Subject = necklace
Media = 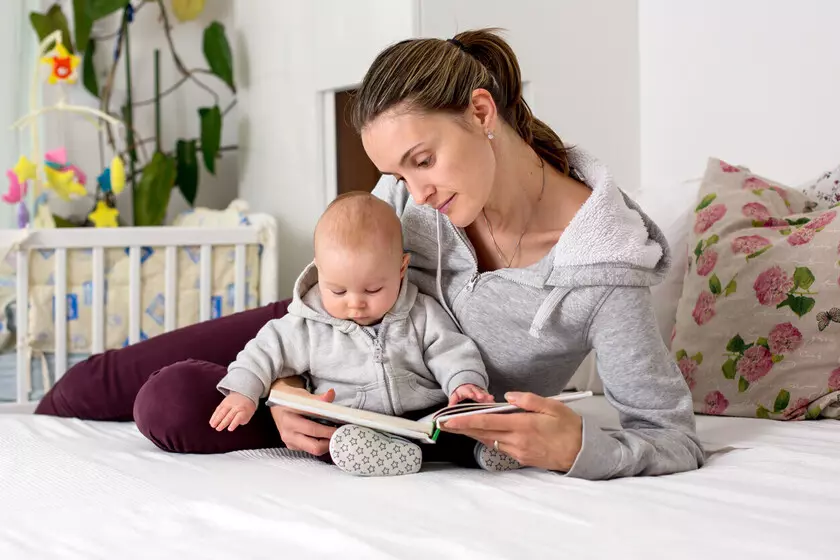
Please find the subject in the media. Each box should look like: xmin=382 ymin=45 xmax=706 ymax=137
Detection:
xmin=482 ymin=157 xmax=546 ymax=268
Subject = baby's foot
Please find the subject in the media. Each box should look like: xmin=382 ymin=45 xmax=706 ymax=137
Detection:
xmin=473 ymin=442 xmax=522 ymax=472
xmin=329 ymin=424 xmax=422 ymax=477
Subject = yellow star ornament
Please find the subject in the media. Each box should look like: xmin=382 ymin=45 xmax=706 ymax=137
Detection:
xmin=45 ymin=166 xmax=86 ymax=200
xmin=13 ymin=156 xmax=37 ymax=183
xmin=40 ymin=43 xmax=81 ymax=84
xmin=88 ymin=201 xmax=120 ymax=228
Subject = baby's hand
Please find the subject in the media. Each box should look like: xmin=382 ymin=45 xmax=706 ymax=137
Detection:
xmin=210 ymin=393 xmax=257 ymax=431
xmin=449 ymin=384 xmax=495 ymax=406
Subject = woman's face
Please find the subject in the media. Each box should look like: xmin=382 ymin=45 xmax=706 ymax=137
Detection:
xmin=361 ymin=101 xmax=496 ymax=228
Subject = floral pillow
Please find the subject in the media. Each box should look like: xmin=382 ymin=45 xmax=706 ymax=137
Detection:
xmin=671 ymin=158 xmax=840 ymax=420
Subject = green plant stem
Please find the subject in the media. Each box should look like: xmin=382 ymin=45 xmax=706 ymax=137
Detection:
xmin=156 ymin=0 xmax=220 ymax=105
xmin=154 ymin=49 xmax=161 ymax=153
xmin=124 ymin=8 xmax=136 ymax=225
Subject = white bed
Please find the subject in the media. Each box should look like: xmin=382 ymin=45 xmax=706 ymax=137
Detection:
xmin=1 ymin=396 xmax=836 ymax=559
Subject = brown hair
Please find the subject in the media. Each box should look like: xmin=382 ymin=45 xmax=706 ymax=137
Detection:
xmin=315 ymin=192 xmax=404 ymax=259
xmin=351 ymin=28 xmax=570 ymax=175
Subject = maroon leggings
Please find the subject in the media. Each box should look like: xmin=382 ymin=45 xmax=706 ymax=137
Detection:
xmin=34 ymin=300 xmax=291 ymax=454
xmin=35 ymin=298 xmax=478 ymax=465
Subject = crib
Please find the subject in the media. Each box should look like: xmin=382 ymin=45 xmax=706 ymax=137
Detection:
xmin=0 ymin=212 xmax=278 ymax=413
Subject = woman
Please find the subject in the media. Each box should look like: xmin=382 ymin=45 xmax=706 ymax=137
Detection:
xmin=36 ymin=29 xmax=704 ymax=480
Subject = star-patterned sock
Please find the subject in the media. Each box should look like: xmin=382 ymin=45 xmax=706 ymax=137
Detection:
xmin=329 ymin=424 xmax=422 ymax=477
xmin=473 ymin=442 xmax=522 ymax=472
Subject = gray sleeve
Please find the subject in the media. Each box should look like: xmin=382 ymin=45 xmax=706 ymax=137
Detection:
xmin=414 ymin=295 xmax=489 ymax=395
xmin=371 ymin=175 xmax=410 ymax=218
xmin=567 ymin=286 xmax=705 ymax=480
xmin=216 ymin=315 xmax=311 ymax=405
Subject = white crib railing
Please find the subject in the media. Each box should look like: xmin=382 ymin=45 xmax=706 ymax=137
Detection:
xmin=2 ymin=213 xmax=278 ymax=408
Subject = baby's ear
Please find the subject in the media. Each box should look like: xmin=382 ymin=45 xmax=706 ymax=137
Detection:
xmin=400 ymin=253 xmax=410 ymax=277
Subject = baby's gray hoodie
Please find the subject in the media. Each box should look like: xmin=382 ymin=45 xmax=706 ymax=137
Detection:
xmin=217 ymin=263 xmax=489 ymax=416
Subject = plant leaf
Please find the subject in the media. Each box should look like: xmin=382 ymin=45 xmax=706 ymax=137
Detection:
xmin=746 ymin=246 xmax=771 ymax=260
xmin=133 ymin=152 xmax=177 ymax=226
xmin=738 ymin=376 xmax=750 ymax=393
xmin=706 ymin=234 xmax=720 ymax=246
xmin=786 ymin=217 xmax=811 ymax=226
xmin=695 ymin=193 xmax=717 ymax=212
xmin=805 ymin=406 xmax=822 ymax=420
xmin=771 ymin=354 xmax=784 ymax=364
xmin=53 ymin=214 xmax=78 ymax=228
xmin=779 ymin=228 xmax=792 ymax=235
xmin=724 ymin=278 xmax=738 ymax=296
xmin=175 ymin=139 xmax=199 ymax=206
xmin=776 ymin=294 xmax=796 ymax=311
xmin=773 ymin=390 xmax=791 ymax=413
xmin=726 ymin=335 xmax=746 ymax=354
xmin=203 ymin=21 xmax=235 ymax=92
xmin=82 ymin=38 xmax=98 ymax=98
xmin=30 ymin=5 xmax=75 ymax=53
xmin=675 ymin=349 xmax=687 ymax=361
xmin=691 ymin=352 xmax=703 ymax=365
xmin=73 ymin=0 xmax=93 ymax=53
xmin=789 ymin=296 xmax=816 ymax=318
xmin=694 ymin=240 xmax=703 ymax=258
xmin=199 ymin=106 xmax=222 ymax=174
xmin=88 ymin=0 xmax=130 ymax=20
xmin=709 ymin=274 xmax=722 ymax=295
xmin=756 ymin=337 xmax=769 ymax=349
xmin=793 ymin=267 xmax=816 ymax=290
xmin=756 ymin=405 xmax=771 ymax=419
xmin=722 ymin=358 xmax=737 ymax=379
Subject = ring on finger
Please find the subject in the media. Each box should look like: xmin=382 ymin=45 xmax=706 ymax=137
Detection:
xmin=493 ymin=440 xmax=500 ymax=451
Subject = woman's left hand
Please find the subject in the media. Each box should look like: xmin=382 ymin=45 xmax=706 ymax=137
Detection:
xmin=440 ymin=392 xmax=583 ymax=472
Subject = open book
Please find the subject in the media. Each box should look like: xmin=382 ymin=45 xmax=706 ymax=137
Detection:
xmin=267 ymin=390 xmax=593 ymax=443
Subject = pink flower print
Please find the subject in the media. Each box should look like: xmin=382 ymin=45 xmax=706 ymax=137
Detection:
xmin=696 ymin=249 xmax=718 ymax=276
xmin=763 ymin=217 xmax=788 ymax=229
xmin=753 ymin=266 xmax=793 ymax=306
xmin=787 ymin=227 xmax=816 ymax=246
xmin=803 ymin=210 xmax=836 ymax=231
xmin=677 ymin=357 xmax=698 ymax=390
xmin=731 ymin=235 xmax=771 ymax=255
xmin=694 ymin=204 xmax=727 ymax=234
xmin=769 ymin=186 xmax=790 ymax=203
xmin=829 ymin=367 xmax=840 ymax=391
xmin=742 ymin=202 xmax=771 ymax=221
xmin=704 ymin=391 xmax=729 ymax=415
xmin=692 ymin=291 xmax=716 ymax=325
xmin=743 ymin=176 xmax=770 ymax=190
xmin=720 ymin=161 xmax=740 ymax=173
xmin=783 ymin=397 xmax=811 ymax=420
xmin=737 ymin=345 xmax=774 ymax=382
xmin=768 ymin=322 xmax=803 ymax=355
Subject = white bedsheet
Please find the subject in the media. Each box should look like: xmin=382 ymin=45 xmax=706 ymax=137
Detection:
xmin=1 ymin=397 xmax=838 ymax=560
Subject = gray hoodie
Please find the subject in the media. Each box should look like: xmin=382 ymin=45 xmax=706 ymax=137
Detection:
xmin=372 ymin=148 xmax=705 ymax=480
xmin=217 ymin=263 xmax=489 ymax=416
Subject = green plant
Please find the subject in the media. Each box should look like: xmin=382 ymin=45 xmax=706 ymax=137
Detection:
xmin=29 ymin=0 xmax=236 ymax=226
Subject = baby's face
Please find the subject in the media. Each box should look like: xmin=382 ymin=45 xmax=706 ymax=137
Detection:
xmin=316 ymin=246 xmax=408 ymax=326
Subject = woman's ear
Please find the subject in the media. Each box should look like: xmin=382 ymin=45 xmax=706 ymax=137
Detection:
xmin=469 ymin=88 xmax=498 ymax=134
xmin=400 ymin=253 xmax=411 ymax=278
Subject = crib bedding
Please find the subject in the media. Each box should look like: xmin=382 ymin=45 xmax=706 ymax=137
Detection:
xmin=0 ymin=396 xmax=837 ymax=559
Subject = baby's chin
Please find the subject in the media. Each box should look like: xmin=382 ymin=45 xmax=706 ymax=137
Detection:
xmin=347 ymin=315 xmax=385 ymax=326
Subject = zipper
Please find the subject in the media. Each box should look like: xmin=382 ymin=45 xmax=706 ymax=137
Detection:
xmin=361 ymin=326 xmax=396 ymax=415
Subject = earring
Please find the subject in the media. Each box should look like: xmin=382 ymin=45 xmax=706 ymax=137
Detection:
xmin=487 ymin=131 xmax=495 ymax=140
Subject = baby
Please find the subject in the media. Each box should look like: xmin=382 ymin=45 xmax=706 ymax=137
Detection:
xmin=210 ymin=192 xmax=520 ymax=476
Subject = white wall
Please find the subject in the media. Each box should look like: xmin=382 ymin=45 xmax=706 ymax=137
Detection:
xmin=46 ymin=0 xmax=238 ymax=224
xmin=420 ymin=0 xmax=641 ymax=195
xmin=234 ymin=0 xmax=417 ymax=296
xmin=639 ymin=0 xmax=840 ymax=199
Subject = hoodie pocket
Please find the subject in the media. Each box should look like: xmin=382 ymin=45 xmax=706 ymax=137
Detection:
xmin=399 ymin=375 xmax=447 ymax=412
xmin=351 ymin=381 xmax=387 ymax=414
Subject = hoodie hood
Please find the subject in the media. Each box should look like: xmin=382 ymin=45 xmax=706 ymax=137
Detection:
xmin=481 ymin=148 xmax=670 ymax=290
xmin=287 ymin=262 xmax=418 ymax=331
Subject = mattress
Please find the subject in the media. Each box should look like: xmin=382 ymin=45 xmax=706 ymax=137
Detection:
xmin=1 ymin=397 xmax=837 ymax=559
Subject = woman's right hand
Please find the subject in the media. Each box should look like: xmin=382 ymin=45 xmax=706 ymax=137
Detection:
xmin=269 ymin=377 xmax=337 ymax=456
